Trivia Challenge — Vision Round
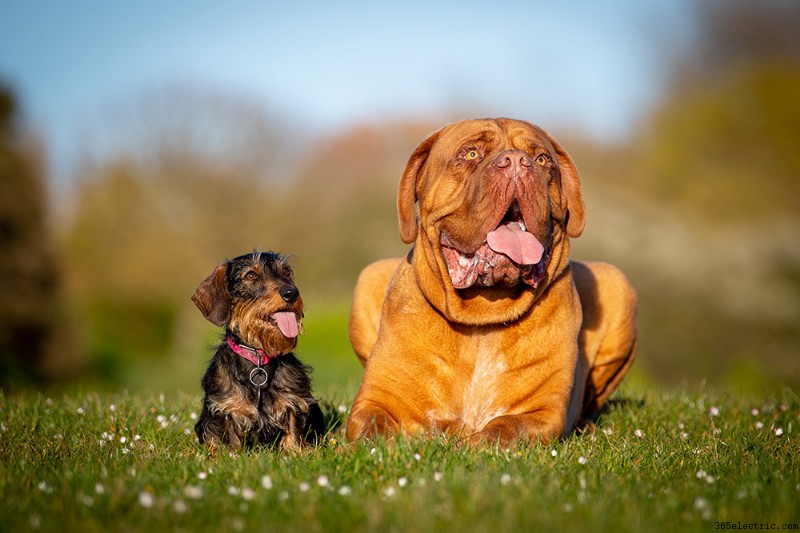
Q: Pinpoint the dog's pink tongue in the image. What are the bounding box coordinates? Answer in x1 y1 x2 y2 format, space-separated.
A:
486 223 544 265
271 312 299 338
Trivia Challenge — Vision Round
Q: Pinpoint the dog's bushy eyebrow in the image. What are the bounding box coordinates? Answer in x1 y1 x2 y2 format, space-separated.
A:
275 256 294 279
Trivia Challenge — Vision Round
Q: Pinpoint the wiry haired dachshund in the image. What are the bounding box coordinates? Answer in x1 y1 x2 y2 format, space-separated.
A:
191 251 324 452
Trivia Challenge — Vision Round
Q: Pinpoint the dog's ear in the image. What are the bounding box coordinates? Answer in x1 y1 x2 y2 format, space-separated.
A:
191 262 231 326
398 129 441 244
547 134 586 238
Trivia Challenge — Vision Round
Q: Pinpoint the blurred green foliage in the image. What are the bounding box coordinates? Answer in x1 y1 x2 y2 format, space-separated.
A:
617 1 800 391
638 64 800 222
0 84 80 386
1 0 798 394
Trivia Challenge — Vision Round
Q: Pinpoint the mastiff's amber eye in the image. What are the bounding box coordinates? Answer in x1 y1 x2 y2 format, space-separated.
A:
244 271 258 281
464 149 481 161
535 154 549 166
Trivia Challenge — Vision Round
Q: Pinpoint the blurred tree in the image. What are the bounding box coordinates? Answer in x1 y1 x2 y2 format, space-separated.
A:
62 104 438 387
637 0 800 223
64 87 294 381
681 0 800 82
0 83 80 385
640 65 800 222
616 0 800 389
282 122 436 297
59 0 800 392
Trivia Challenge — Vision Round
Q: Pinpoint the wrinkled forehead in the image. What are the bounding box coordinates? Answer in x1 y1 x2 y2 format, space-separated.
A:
433 118 554 157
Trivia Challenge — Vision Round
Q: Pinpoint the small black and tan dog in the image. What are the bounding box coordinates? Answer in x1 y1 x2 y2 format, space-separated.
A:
191 251 324 452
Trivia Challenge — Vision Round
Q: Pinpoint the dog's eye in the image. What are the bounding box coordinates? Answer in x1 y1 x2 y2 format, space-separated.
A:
464 149 481 161
244 271 258 281
535 154 550 166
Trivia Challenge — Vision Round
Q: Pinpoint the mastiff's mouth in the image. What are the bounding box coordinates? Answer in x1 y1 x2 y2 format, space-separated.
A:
440 202 548 290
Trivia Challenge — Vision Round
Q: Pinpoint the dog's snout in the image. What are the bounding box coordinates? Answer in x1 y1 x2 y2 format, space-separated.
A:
279 285 300 303
493 150 533 172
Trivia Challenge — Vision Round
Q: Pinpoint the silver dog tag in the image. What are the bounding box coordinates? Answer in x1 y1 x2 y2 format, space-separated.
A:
249 367 269 388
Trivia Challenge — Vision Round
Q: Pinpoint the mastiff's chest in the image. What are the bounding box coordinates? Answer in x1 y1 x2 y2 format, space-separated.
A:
424 325 531 434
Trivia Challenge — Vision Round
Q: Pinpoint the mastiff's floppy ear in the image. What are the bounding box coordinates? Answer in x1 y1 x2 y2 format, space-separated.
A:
397 128 442 244
547 133 586 238
191 262 231 326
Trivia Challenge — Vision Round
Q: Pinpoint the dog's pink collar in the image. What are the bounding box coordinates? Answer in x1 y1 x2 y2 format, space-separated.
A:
226 336 273 366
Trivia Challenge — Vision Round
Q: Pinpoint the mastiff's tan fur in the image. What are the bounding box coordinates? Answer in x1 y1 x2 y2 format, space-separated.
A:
347 118 637 445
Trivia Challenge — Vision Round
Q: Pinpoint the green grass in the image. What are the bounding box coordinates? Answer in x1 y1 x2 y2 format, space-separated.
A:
1 386 798 532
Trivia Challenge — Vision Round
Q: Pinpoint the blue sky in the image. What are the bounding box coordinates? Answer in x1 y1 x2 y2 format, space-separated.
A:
0 0 694 184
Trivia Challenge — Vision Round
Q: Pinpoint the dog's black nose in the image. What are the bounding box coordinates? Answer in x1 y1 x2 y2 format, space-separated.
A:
279 285 299 303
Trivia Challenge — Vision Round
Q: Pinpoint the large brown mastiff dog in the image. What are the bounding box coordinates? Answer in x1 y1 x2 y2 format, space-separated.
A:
347 118 637 445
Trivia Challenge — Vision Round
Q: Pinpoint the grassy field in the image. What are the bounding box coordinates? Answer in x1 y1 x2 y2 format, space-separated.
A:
1 384 798 532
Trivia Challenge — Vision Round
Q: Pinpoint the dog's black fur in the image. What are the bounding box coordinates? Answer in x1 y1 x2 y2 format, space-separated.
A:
191 251 324 452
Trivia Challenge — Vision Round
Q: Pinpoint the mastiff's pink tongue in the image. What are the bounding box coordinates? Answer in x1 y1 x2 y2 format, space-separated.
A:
271 311 299 338
486 223 544 265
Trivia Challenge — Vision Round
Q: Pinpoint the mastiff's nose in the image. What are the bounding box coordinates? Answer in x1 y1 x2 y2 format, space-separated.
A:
493 150 533 179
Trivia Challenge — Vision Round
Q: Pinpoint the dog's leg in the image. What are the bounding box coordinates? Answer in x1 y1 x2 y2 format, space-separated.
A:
279 411 304 453
346 401 401 441
304 401 326 444
584 336 638 416
195 406 210 444
196 411 239 454
572 261 638 419
349 258 402 365
468 411 567 447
